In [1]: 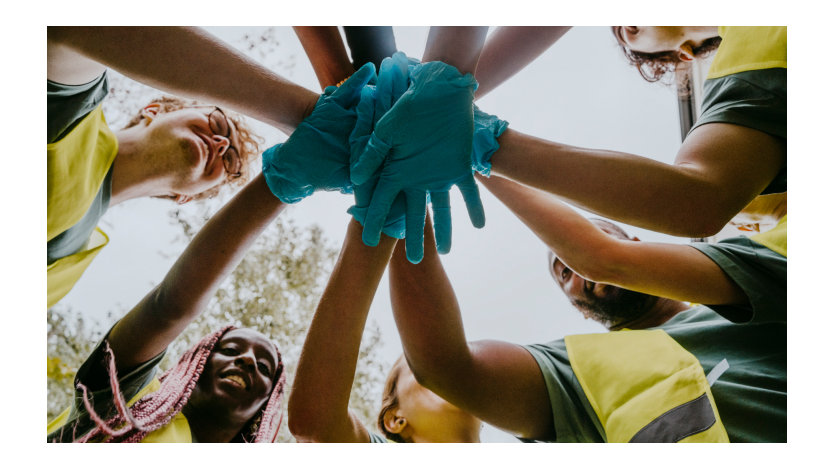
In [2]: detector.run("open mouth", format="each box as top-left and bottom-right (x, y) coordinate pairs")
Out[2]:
(220, 370), (249, 390)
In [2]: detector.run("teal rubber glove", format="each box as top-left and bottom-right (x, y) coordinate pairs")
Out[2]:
(347, 53), (412, 239)
(350, 60), (485, 263)
(261, 62), (375, 204)
(471, 106), (509, 176)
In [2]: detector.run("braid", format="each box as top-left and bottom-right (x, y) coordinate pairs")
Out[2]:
(77, 326), (233, 443)
(74, 326), (286, 443)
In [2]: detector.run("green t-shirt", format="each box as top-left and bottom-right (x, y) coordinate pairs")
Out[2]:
(691, 68), (787, 194)
(523, 236), (786, 443)
(47, 73), (114, 263)
(47, 333), (166, 443)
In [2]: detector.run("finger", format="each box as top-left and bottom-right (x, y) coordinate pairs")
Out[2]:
(349, 85), (376, 160)
(404, 190), (428, 264)
(429, 190), (452, 254)
(375, 56), (397, 118)
(457, 175), (486, 229)
(361, 178), (401, 247)
(350, 133), (390, 185)
(331, 62), (376, 108)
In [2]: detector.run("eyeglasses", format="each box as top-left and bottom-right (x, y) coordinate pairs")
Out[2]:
(207, 107), (242, 178)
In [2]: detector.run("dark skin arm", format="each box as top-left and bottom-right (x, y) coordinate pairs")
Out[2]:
(389, 220), (555, 440)
(47, 26), (318, 135)
(293, 27), (356, 91)
(489, 124), (786, 237)
(107, 175), (285, 370)
(288, 220), (396, 442)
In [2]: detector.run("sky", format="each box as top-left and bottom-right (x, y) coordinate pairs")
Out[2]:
(22, 10), (830, 460)
(56, 26), (694, 442)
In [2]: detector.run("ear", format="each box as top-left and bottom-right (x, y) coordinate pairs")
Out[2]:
(141, 103), (162, 123)
(175, 194), (193, 205)
(382, 408), (407, 435)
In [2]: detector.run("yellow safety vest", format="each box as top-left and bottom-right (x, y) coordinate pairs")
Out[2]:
(47, 105), (118, 308)
(750, 215), (787, 257)
(47, 377), (193, 443)
(565, 329), (729, 442)
(707, 26), (787, 79)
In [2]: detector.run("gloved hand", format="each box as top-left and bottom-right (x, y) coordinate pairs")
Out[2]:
(350, 60), (485, 263)
(261, 62), (375, 204)
(471, 106), (509, 176)
(347, 53), (413, 239)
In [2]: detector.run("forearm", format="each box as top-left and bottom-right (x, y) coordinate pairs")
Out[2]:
(293, 27), (356, 90)
(423, 27), (488, 74)
(48, 26), (317, 134)
(491, 128), (737, 237)
(109, 174), (284, 366)
(388, 226), (473, 388)
(474, 26), (571, 100)
(288, 220), (396, 442)
(477, 174), (621, 282)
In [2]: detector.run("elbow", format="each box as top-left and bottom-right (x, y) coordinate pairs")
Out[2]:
(287, 401), (323, 443)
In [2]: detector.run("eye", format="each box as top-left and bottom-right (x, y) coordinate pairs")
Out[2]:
(257, 362), (271, 376)
(220, 347), (238, 355)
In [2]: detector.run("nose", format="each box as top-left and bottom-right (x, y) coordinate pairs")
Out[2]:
(234, 349), (257, 371)
(678, 43), (695, 62)
(211, 134), (231, 159)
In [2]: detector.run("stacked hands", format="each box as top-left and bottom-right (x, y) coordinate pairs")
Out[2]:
(262, 52), (509, 263)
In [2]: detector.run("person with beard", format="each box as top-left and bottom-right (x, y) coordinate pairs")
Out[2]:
(384, 173), (786, 442)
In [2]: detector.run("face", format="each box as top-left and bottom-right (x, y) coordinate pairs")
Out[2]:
(613, 26), (718, 60)
(550, 255), (657, 330)
(141, 105), (243, 199)
(192, 328), (279, 422)
(391, 367), (480, 442)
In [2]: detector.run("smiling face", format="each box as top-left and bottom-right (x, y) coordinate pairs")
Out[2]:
(191, 328), (280, 423)
(140, 104), (244, 200)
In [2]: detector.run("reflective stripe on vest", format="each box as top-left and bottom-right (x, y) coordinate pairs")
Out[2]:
(565, 329), (729, 443)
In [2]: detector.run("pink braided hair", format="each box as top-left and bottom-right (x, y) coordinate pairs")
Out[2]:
(75, 325), (286, 443)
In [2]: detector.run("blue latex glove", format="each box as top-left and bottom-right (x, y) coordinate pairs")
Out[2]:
(350, 60), (485, 263)
(347, 53), (412, 239)
(471, 106), (509, 176)
(261, 62), (375, 204)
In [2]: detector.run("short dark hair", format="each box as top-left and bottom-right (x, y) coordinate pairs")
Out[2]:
(377, 356), (408, 443)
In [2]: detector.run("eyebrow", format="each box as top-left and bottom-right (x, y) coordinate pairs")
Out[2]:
(219, 338), (278, 370)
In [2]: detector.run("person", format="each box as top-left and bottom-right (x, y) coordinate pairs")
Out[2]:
(46, 26), (361, 308)
(46, 65), (376, 443)
(471, 26), (786, 238)
(287, 219), (482, 443)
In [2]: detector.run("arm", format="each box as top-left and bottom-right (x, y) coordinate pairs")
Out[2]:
(477, 173), (747, 305)
(422, 27), (489, 73)
(489, 123), (786, 237)
(47, 26), (317, 135)
(288, 220), (397, 443)
(107, 174), (285, 369)
(474, 26), (572, 100)
(293, 27), (356, 91)
(389, 220), (555, 440)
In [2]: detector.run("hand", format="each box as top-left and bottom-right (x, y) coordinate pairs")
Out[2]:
(347, 53), (413, 239)
(261, 63), (375, 204)
(350, 60), (485, 263)
(471, 106), (509, 176)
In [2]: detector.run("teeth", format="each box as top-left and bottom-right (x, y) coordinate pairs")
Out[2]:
(225, 374), (246, 387)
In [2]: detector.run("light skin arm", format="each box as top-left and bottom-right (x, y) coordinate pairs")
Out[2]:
(389, 221), (555, 440)
(107, 174), (285, 369)
(474, 27), (572, 100)
(489, 123), (786, 237)
(47, 26), (317, 135)
(293, 27), (356, 91)
(478, 173), (747, 305)
(422, 27), (489, 73)
(288, 220), (396, 443)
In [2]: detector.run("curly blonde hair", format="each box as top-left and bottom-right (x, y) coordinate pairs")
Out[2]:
(124, 96), (264, 201)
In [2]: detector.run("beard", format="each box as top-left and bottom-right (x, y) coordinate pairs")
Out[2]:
(570, 285), (659, 330)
